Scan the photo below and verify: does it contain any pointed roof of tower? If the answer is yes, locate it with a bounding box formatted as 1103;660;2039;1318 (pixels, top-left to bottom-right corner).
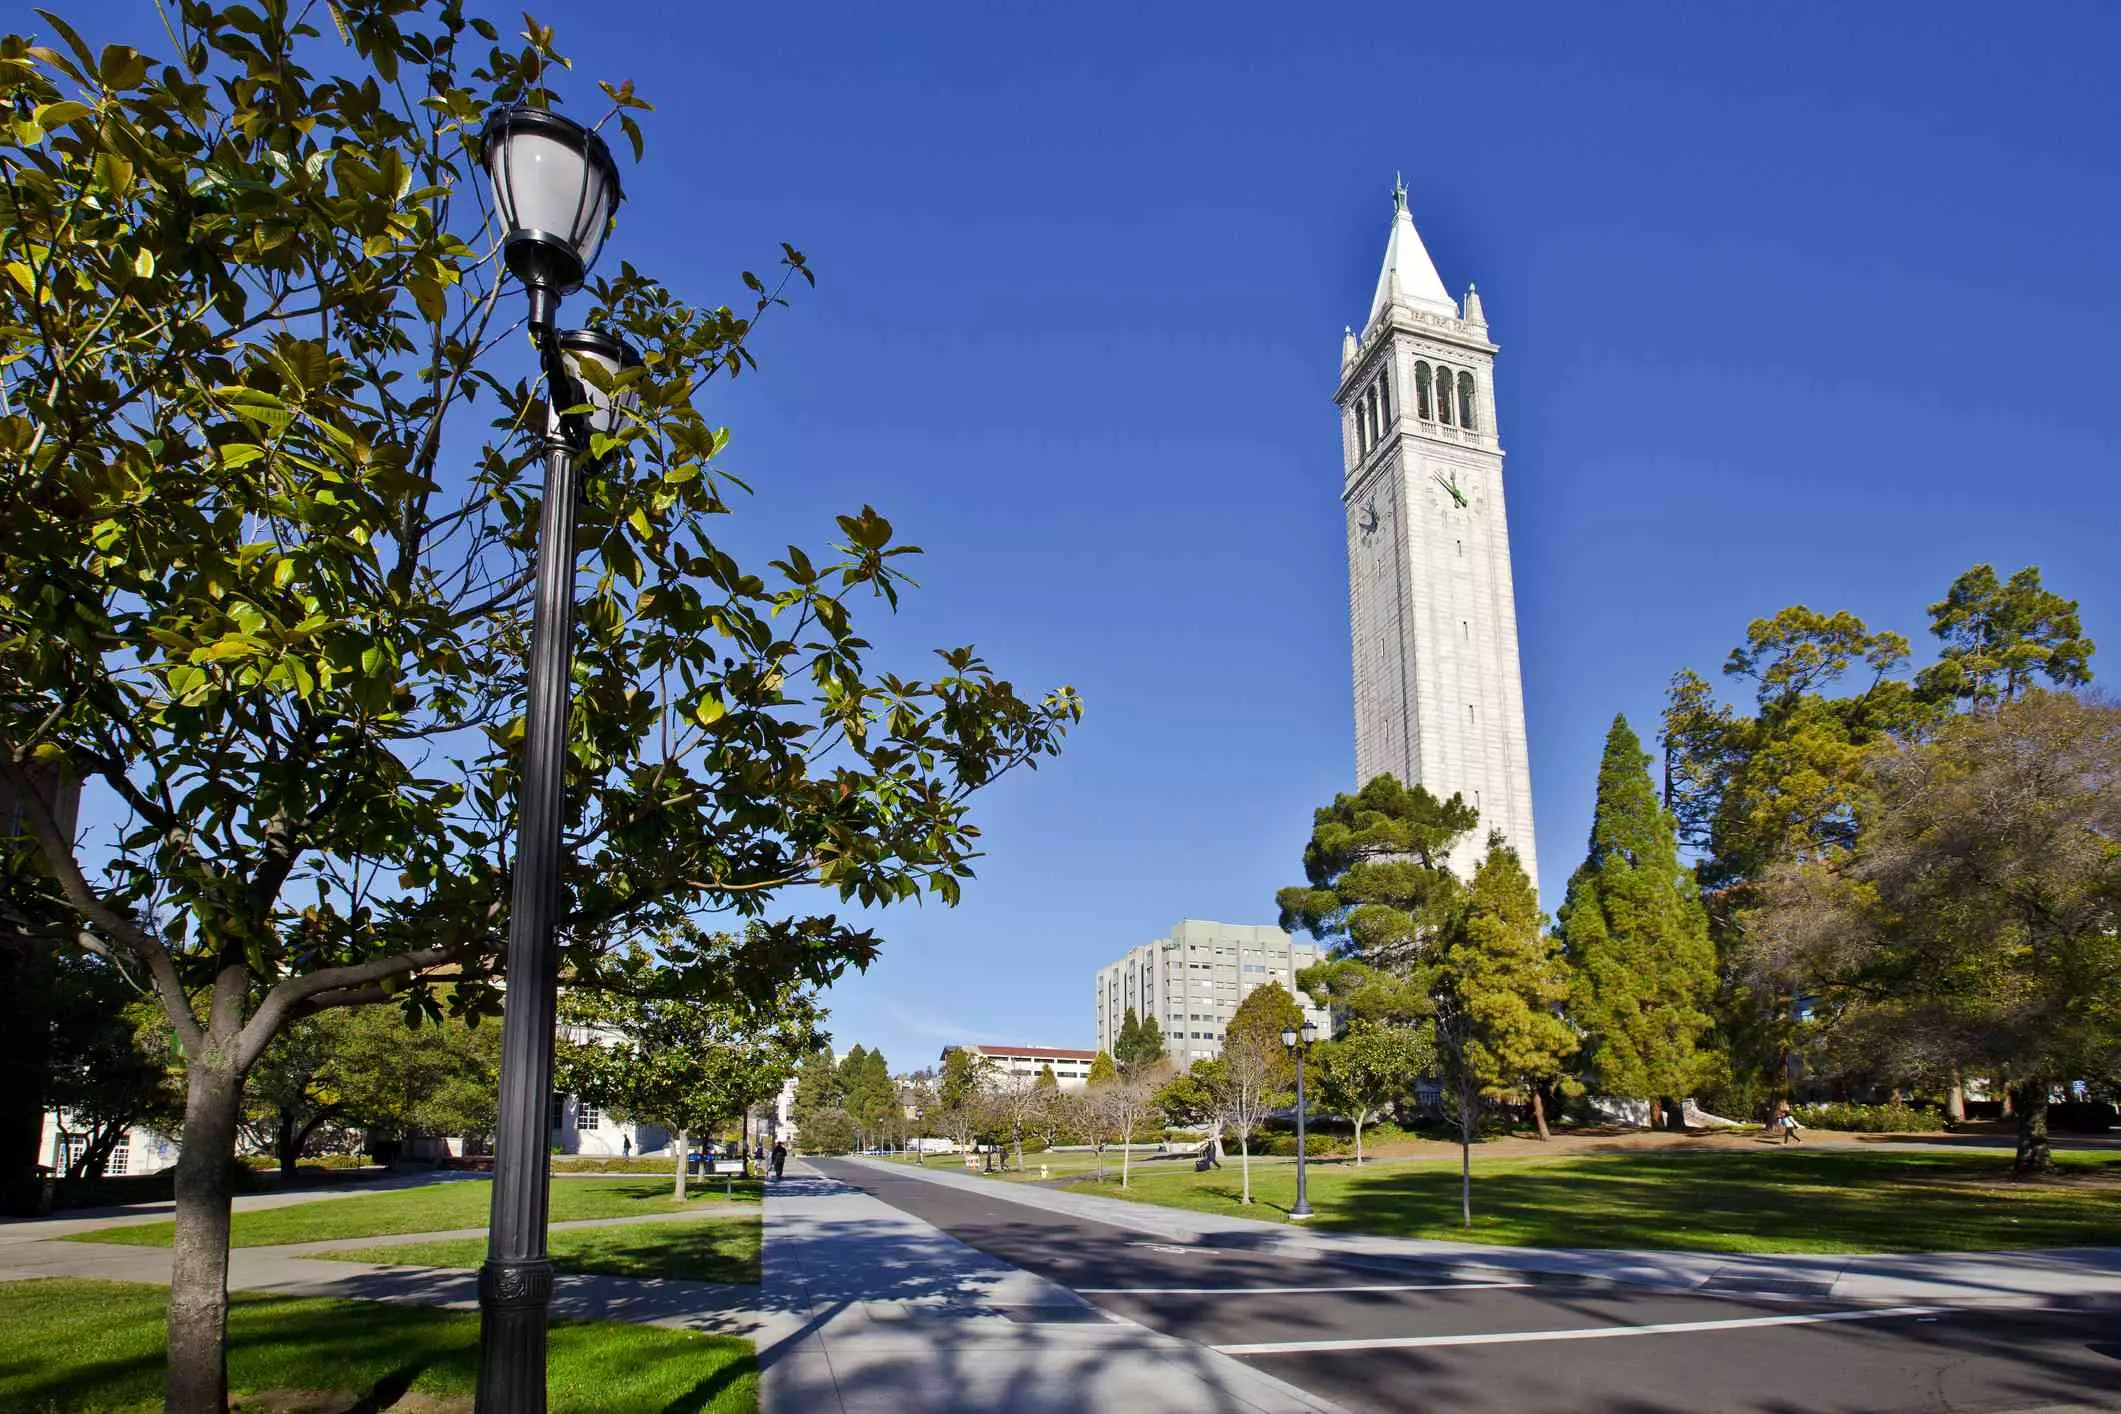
1367;175;1457;326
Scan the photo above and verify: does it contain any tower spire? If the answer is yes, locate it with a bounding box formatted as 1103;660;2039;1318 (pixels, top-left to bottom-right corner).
1367;177;1456;327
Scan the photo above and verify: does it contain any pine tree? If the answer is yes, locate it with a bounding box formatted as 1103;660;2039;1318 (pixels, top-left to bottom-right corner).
1115;1008;1142;1071
1558;715;1716;1122
1115;1006;1166;1075
1443;837;1576;1140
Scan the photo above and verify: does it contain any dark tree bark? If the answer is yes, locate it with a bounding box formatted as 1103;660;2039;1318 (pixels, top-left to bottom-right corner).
2012;1081;2052;1175
167;1057;243;1414
0;927;55;1215
1530;1088;1551;1141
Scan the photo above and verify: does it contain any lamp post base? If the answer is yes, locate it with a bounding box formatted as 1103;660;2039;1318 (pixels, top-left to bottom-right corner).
476;1259;554;1412
1289;1206;1314;1221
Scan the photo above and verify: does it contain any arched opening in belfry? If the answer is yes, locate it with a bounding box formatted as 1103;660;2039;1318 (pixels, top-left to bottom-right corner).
1414;362;1432;420
1458;370;1477;430
1436;364;1454;425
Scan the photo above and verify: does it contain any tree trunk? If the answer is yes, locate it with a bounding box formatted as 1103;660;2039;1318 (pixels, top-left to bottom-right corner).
673;1129;688;1200
1239;1133;1251;1204
1946;1068;1966;1124
1013;1123;1023;1174
2012;1082;2051;1175
0;923;54;1217
166;1057;242;1414
1648;1096;1663;1130
1531;1088;1550;1141
1460;1080;1473;1231
276;1107;300;1177
1120;1129;1131;1189
1353;1112;1365;1166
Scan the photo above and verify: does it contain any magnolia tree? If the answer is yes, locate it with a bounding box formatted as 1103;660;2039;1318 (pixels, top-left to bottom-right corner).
556;943;824;1196
1312;1021;1431;1164
0;6;1076;1408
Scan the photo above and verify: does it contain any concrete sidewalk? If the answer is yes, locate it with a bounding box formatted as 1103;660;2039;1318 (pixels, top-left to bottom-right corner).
756;1163;1346;1414
848;1157;2121;1310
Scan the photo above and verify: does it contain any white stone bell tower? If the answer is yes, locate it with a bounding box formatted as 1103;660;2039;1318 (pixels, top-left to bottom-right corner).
1337;178;1538;884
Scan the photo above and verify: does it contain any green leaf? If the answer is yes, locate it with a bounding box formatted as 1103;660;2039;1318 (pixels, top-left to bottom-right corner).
217;444;266;469
193;635;270;663
33;100;92;131
133;248;154;279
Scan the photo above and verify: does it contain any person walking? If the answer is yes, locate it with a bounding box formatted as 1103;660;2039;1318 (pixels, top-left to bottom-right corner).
1773;1100;1804;1144
770;1139;788;1180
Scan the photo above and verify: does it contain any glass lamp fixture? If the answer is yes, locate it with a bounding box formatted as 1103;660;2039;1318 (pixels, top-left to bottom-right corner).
1281;1027;1298;1048
480;106;624;331
550;328;642;442
1300;1019;1319;1045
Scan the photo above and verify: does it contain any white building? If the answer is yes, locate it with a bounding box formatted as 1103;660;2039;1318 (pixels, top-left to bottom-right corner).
1094;920;1332;1069
37;1112;179;1178
1339;179;1538;884
942;1044;1098;1092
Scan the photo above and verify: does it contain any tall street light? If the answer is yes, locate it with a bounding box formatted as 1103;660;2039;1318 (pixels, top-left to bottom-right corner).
474;104;637;1414
1280;1019;1320;1221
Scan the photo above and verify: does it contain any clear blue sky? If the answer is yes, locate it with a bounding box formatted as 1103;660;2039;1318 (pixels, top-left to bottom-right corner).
72;1;2121;1070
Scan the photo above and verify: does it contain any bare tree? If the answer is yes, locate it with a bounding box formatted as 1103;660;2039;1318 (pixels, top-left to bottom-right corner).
1112;1062;1171;1188
988;1069;1047;1171
1209;1035;1291;1205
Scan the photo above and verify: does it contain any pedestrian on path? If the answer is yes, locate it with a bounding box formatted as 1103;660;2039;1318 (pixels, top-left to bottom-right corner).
1773;1100;1804;1144
771;1140;788;1180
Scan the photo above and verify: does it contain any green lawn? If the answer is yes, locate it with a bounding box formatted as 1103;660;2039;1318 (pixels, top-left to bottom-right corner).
0;1277;754;1413
318;1212;762;1284
68;1176;762;1250
1073;1146;2121;1254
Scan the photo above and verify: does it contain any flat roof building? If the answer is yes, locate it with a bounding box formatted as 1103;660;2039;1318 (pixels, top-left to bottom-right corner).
1095;919;1332;1069
941;1043;1099;1092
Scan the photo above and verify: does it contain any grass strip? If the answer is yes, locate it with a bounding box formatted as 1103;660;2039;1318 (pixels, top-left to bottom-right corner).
318;1212;762;1285
1072;1147;2121;1254
68;1176;761;1250
0;1277;753;1413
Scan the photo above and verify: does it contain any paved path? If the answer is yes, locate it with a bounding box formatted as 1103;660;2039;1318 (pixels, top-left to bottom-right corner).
824;1158;2121;1414
755;1163;1344;1413
850;1157;2121;1308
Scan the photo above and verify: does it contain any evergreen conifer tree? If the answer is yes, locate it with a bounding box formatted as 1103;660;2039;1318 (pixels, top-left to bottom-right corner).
1557;716;1716;1123
1442;837;1576;1140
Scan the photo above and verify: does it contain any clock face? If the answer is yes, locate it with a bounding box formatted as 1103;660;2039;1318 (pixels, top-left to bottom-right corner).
1432;468;1469;509
1358;503;1379;534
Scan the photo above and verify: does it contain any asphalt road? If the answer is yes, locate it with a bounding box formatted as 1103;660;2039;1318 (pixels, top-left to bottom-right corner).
812;1159;2121;1414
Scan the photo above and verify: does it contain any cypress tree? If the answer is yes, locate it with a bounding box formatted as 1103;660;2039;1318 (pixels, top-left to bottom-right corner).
1557;715;1715;1122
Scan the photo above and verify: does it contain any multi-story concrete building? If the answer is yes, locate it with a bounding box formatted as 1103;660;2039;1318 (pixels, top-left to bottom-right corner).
941;1044;1098;1092
1094;920;1331;1069
1338;179;1538;885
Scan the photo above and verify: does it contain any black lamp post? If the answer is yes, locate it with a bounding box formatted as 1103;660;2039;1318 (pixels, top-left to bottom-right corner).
1281;1019;1320;1220
474;105;635;1414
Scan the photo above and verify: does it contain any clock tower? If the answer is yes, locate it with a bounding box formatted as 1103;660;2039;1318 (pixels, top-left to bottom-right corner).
1337;179;1538;884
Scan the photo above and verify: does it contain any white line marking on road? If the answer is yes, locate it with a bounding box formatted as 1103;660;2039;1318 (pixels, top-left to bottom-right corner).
1081;1282;1535;1296
1214;1304;1942;1354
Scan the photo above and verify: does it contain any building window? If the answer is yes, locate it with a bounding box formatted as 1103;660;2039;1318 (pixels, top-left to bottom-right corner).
1436;365;1454;425
1415;361;1432;419
1458;370;1477;430
105;1144;130;1176
1380;373;1393;427
549;1095;565;1133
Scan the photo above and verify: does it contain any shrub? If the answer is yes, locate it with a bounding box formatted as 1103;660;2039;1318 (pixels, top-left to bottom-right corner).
1792;1102;1945;1133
